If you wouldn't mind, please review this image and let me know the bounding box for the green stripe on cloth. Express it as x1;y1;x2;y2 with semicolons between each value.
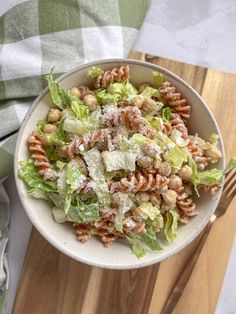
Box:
0;16;4;44
0;149;13;179
119;0;149;29
3;1;39;44
1;76;43;100
0;82;5;100
38;0;81;35
78;0;121;27
0;102;19;138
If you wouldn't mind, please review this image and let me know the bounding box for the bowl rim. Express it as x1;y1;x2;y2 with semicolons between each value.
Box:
14;58;225;269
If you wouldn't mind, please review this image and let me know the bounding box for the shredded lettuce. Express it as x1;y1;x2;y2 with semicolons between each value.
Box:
131;133;152;145
135;202;160;220
113;193;133;232
28;188;48;200
19;159;57;192
87;66;104;78
140;225;163;251
191;168;223;186
126;236;146;259
45;69;68;109
102;150;137;172
152;71;164;88
209;133;219;145
67;199;99;223
150;214;164;229
140;86;160;98
66;162;86;192
164;209;179;242
84;148;110;205
96;89;121;104
36;119;47;136
145;115;163;131
162;107;171;122
155;132;188;169
63;107;101;135
108;82;137;98
224;158;236;174
56;160;66;171
47;192;65;209
67;90;90;120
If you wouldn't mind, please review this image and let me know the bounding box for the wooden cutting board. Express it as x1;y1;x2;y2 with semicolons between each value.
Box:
13;51;236;314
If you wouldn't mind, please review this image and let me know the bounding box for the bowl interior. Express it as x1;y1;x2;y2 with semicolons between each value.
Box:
15;59;225;269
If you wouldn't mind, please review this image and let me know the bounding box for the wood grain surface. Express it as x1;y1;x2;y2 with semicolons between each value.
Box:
13;51;236;314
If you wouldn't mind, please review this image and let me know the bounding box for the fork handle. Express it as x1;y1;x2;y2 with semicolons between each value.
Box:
161;220;213;314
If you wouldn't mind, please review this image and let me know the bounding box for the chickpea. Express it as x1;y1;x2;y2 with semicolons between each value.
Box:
73;156;88;176
158;161;172;176
57;146;68;159
168;174;182;190
162;189;177;206
137;156;153;169
138;83;150;93
71;87;81;99
205;146;222;162
142;99;157;113
178;165;193;180
43;124;57;134
48;109;62;122
133;98;144;109
149;193;161;206
83;94;97;111
41;134;51;146
135;192;150;203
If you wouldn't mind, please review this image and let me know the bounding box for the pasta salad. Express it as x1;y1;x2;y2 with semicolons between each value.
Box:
19;64;234;258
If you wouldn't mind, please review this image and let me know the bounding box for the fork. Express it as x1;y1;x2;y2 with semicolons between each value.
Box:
162;169;236;314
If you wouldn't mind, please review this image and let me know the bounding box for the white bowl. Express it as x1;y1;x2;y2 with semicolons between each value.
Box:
14;59;225;269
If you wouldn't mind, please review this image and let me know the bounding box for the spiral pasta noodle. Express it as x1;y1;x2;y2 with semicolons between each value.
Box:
95;65;130;89
120;106;157;138
187;139;209;170
170;113;188;139
73;223;91;243
67;129;112;158
27;131;57;180
110;172;169;193
177;192;198;224
160;81;191;119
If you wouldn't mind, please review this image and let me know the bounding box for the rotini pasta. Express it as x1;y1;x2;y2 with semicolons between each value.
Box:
95;65;129;88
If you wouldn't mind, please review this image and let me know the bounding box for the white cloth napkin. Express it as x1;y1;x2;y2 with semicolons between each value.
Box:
134;0;236;74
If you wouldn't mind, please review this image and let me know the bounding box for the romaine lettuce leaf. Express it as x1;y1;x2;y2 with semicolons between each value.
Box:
45;70;68;109
63;107;101;135
87;66;104;78
126;236;146;259
113;192;133;232
135;202;160;220
155;132;188;169
28;188;48;200
145;116;163;131
96;89;121;104
140;225;163;251
84;148;110;205
66;162;86;192
209;133;219;145
67;90;90;120
164;209;179;242
140;86;160;98
47;192;65;209
47;119;68;146
108;82;137;98
102;150;137;172
131;133;152;145
191;168;223;186
19;159;57;192
67;199;99;223
153;71;164;88
224;158;236;174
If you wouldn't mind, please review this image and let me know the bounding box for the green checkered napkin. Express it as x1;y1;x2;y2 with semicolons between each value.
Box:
0;0;148;311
